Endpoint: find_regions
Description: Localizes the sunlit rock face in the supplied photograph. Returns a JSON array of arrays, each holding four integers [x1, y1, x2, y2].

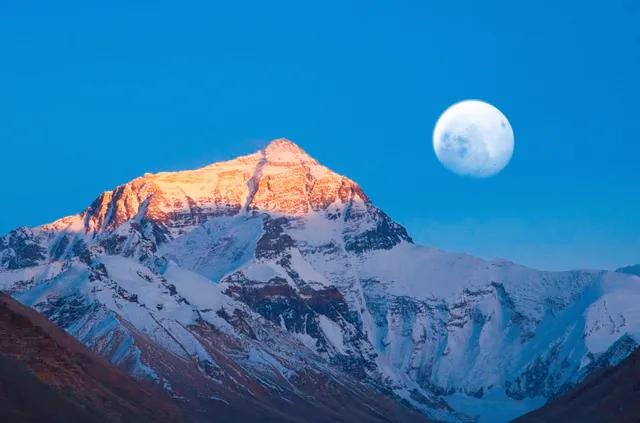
[[76, 138, 369, 236], [1, 138, 640, 423]]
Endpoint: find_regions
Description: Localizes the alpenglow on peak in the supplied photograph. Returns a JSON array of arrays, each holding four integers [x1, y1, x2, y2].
[[43, 138, 372, 233], [263, 137, 310, 154]]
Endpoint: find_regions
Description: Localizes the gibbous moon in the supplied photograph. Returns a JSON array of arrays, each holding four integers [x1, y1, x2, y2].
[[433, 100, 514, 177]]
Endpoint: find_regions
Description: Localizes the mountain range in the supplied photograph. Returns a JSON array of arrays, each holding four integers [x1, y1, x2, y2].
[[1, 138, 638, 422]]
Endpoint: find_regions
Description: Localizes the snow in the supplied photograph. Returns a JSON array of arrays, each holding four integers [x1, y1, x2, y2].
[[15, 263, 91, 306], [160, 215, 264, 282], [96, 255, 237, 334], [247, 347, 295, 379], [295, 332, 319, 352], [359, 242, 492, 301], [242, 261, 284, 282], [286, 249, 332, 287], [0, 261, 66, 290], [584, 272, 640, 353], [162, 261, 234, 313], [288, 211, 345, 246], [318, 315, 346, 353]]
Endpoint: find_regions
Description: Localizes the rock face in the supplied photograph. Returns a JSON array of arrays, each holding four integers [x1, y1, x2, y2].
[[0, 292, 179, 422], [1, 138, 640, 422], [75, 139, 374, 234]]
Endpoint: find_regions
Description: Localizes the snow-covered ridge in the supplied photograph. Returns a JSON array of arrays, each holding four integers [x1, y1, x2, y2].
[[1, 138, 639, 422]]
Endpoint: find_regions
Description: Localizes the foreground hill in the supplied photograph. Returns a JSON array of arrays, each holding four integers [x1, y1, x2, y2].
[[1, 138, 639, 422], [0, 292, 179, 422], [515, 345, 640, 422]]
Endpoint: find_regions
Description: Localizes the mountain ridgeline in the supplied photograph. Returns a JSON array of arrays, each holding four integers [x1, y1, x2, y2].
[[1, 138, 638, 422]]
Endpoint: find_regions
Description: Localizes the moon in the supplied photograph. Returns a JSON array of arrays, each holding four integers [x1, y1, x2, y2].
[[433, 100, 514, 177]]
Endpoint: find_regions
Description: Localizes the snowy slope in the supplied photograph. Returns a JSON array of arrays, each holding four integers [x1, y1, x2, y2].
[[1, 138, 639, 422]]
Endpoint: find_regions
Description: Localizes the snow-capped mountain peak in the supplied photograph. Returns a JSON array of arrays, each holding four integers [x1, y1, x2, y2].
[[2, 138, 639, 422], [261, 137, 319, 164], [46, 138, 369, 236]]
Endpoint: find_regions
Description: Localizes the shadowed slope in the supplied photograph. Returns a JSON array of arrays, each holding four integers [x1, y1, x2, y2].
[[0, 292, 180, 422], [515, 346, 640, 423]]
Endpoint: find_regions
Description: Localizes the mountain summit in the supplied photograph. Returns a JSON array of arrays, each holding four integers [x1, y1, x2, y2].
[[260, 137, 319, 163], [49, 138, 371, 236], [1, 139, 640, 422]]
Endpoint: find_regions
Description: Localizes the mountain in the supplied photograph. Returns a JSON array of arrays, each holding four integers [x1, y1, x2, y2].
[[514, 345, 640, 422], [616, 264, 640, 277], [1, 138, 639, 422], [0, 291, 179, 422]]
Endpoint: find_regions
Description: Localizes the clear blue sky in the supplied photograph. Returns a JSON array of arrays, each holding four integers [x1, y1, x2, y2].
[[1, 1, 639, 270]]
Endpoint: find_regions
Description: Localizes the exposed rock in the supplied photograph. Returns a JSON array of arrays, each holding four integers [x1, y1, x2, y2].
[[0, 228, 47, 269]]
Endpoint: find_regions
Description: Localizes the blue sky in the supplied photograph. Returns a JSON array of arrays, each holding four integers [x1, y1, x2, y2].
[[1, 1, 639, 270]]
